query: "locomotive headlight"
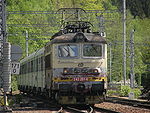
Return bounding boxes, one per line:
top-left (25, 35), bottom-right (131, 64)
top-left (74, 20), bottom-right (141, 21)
top-left (64, 69), bottom-right (68, 73)
top-left (93, 69), bottom-right (98, 73)
top-left (81, 68), bottom-right (88, 73)
top-left (74, 68), bottom-right (80, 73)
top-left (63, 68), bottom-right (69, 74)
top-left (93, 69), bottom-right (99, 74)
top-left (63, 68), bottom-right (74, 75)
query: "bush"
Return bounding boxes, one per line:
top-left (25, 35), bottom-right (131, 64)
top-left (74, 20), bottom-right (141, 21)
top-left (107, 90), bottom-right (118, 96)
top-left (132, 88), bottom-right (141, 98)
top-left (119, 85), bottom-right (131, 97)
top-left (118, 85), bottom-right (141, 98)
top-left (11, 75), bottom-right (18, 91)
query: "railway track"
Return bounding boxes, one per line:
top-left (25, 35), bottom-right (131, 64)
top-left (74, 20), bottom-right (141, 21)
top-left (57, 105), bottom-right (92, 113)
top-left (93, 106), bottom-right (121, 113)
top-left (106, 97), bottom-right (150, 109)
top-left (11, 94), bottom-right (121, 113)
top-left (57, 105), bottom-right (120, 113)
top-left (10, 93), bottom-right (150, 113)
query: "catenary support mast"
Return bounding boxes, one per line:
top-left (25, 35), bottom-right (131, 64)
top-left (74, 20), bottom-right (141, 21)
top-left (123, 0), bottom-right (126, 85)
top-left (0, 0), bottom-right (11, 111)
top-left (130, 29), bottom-right (135, 88)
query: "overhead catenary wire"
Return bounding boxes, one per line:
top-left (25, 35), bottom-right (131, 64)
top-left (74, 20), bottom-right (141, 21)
top-left (7, 24), bottom-right (59, 27)
top-left (8, 9), bottom-right (120, 14)
top-left (8, 32), bottom-right (150, 46)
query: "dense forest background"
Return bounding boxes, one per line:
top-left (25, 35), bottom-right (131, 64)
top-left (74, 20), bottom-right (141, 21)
top-left (7, 0), bottom-right (150, 86)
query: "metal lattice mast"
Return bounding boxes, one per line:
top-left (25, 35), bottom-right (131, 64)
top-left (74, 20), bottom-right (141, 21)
top-left (123, 0), bottom-right (127, 85)
top-left (97, 14), bottom-right (106, 37)
top-left (130, 29), bottom-right (135, 88)
top-left (109, 43), bottom-right (112, 83)
top-left (0, 0), bottom-right (6, 86)
top-left (25, 30), bottom-right (29, 57)
top-left (0, 0), bottom-right (6, 107)
top-left (0, 0), bottom-right (11, 111)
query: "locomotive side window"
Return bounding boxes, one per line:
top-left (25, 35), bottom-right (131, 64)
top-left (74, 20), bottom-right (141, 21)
top-left (58, 44), bottom-right (78, 58)
top-left (83, 44), bottom-right (102, 57)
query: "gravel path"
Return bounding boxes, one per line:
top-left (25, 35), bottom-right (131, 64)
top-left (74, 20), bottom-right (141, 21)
top-left (95, 102), bottom-right (150, 113)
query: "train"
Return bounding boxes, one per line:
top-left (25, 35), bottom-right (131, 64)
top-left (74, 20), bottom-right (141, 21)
top-left (18, 8), bottom-right (108, 105)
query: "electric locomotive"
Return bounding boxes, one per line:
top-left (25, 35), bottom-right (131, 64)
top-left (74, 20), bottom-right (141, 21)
top-left (18, 8), bottom-right (107, 105)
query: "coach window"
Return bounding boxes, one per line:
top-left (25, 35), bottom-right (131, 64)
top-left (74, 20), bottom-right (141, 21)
top-left (38, 57), bottom-right (41, 71)
top-left (23, 64), bottom-right (25, 74)
top-left (58, 44), bottom-right (78, 58)
top-left (20, 65), bottom-right (22, 74)
top-left (36, 58), bottom-right (38, 72)
top-left (25, 63), bottom-right (27, 74)
top-left (22, 65), bottom-right (24, 74)
top-left (33, 59), bottom-right (36, 72)
top-left (83, 44), bottom-right (102, 57)
top-left (28, 62), bottom-right (30, 73)
top-left (41, 56), bottom-right (43, 71)
top-left (31, 60), bottom-right (33, 72)
top-left (33, 60), bottom-right (35, 72)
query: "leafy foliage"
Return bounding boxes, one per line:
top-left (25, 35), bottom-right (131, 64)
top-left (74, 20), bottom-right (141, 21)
top-left (111, 0), bottom-right (150, 18)
top-left (119, 85), bottom-right (131, 97)
top-left (118, 85), bottom-right (141, 98)
top-left (11, 75), bottom-right (18, 91)
top-left (133, 88), bottom-right (142, 98)
top-left (107, 89), bottom-right (118, 96)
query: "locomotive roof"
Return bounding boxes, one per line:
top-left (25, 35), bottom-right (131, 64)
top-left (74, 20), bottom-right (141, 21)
top-left (47, 32), bottom-right (107, 45)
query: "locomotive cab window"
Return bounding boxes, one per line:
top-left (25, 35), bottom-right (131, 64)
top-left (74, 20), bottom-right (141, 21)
top-left (83, 44), bottom-right (102, 57)
top-left (58, 44), bottom-right (78, 58)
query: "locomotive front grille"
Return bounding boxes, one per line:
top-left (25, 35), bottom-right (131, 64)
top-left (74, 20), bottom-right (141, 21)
top-left (59, 84), bottom-right (72, 92)
top-left (91, 84), bottom-right (104, 92)
top-left (76, 84), bottom-right (85, 92)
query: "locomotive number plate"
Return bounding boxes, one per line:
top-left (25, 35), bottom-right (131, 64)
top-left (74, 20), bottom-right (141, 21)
top-left (73, 77), bottom-right (88, 81)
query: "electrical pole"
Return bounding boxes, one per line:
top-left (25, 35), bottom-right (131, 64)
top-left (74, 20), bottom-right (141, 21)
top-left (109, 43), bottom-right (112, 83)
top-left (130, 29), bottom-right (135, 88)
top-left (123, 0), bottom-right (126, 85)
top-left (0, 0), bottom-right (11, 111)
top-left (26, 30), bottom-right (28, 57)
top-left (97, 14), bottom-right (106, 37)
